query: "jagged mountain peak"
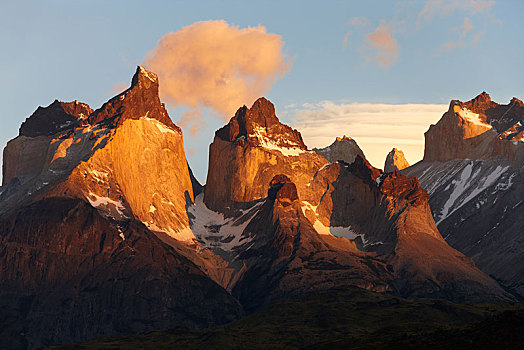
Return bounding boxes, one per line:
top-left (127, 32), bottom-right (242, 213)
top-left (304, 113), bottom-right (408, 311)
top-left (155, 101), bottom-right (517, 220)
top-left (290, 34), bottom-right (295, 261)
top-left (469, 91), bottom-right (492, 105)
top-left (384, 148), bottom-right (409, 173)
top-left (216, 97), bottom-right (306, 151)
top-left (379, 170), bottom-right (428, 206)
top-left (347, 155), bottom-right (382, 183)
top-left (2, 66), bottom-right (195, 242)
top-left (248, 97), bottom-right (278, 125)
top-left (1, 79), bottom-right (517, 347)
top-left (205, 98), bottom-right (327, 213)
top-left (424, 92), bottom-right (524, 163)
top-left (88, 66), bottom-right (177, 130)
top-left (511, 97), bottom-right (523, 105)
top-left (19, 99), bottom-right (93, 137)
top-left (447, 92), bottom-right (496, 115)
top-left (131, 66), bottom-right (159, 87)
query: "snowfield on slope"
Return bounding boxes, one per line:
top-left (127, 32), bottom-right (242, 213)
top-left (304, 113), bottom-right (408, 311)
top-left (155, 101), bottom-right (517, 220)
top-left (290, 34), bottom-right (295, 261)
top-left (188, 194), bottom-right (261, 252)
top-left (411, 160), bottom-right (515, 224)
top-left (300, 201), bottom-right (379, 246)
top-left (250, 126), bottom-right (306, 156)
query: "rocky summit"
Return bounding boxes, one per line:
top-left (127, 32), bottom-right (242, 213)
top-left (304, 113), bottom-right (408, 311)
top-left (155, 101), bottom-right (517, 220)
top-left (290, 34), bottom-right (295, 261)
top-left (403, 92), bottom-right (524, 298)
top-left (384, 148), bottom-right (410, 172)
top-left (0, 72), bottom-right (520, 349)
top-left (313, 135), bottom-right (365, 164)
top-left (204, 97), bottom-right (327, 213)
top-left (423, 92), bottom-right (524, 164)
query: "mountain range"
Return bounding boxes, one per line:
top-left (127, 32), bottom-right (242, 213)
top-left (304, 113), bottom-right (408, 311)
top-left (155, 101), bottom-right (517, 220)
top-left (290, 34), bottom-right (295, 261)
top-left (0, 67), bottom-right (522, 349)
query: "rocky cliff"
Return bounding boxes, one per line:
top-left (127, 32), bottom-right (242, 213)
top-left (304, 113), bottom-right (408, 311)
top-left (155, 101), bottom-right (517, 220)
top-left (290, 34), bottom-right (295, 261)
top-left (405, 92), bottom-right (524, 298)
top-left (0, 73), bottom-right (519, 349)
top-left (384, 148), bottom-right (409, 172)
top-left (299, 156), bottom-right (508, 301)
top-left (204, 97), bottom-right (328, 213)
top-left (199, 98), bottom-right (510, 303)
top-left (0, 197), bottom-right (241, 349)
top-left (1, 66), bottom-right (195, 241)
top-left (231, 174), bottom-right (393, 311)
top-left (404, 158), bottom-right (524, 297)
top-left (423, 92), bottom-right (524, 164)
top-left (0, 67), bottom-right (240, 348)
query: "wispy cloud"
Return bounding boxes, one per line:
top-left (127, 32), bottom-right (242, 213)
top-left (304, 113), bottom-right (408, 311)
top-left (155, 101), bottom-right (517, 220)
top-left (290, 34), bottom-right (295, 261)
top-left (344, 16), bottom-right (401, 69)
top-left (418, 0), bottom-right (495, 24)
top-left (440, 17), bottom-right (473, 51)
top-left (416, 0), bottom-right (498, 52)
top-left (364, 24), bottom-right (399, 69)
top-left (343, 16), bottom-right (371, 49)
top-left (342, 31), bottom-right (352, 48)
top-left (472, 30), bottom-right (486, 43)
top-left (348, 16), bottom-right (371, 28)
top-left (288, 101), bottom-right (446, 168)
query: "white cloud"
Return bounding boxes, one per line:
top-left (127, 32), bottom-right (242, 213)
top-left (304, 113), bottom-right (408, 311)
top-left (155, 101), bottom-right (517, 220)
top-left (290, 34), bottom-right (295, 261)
top-left (288, 101), bottom-right (447, 169)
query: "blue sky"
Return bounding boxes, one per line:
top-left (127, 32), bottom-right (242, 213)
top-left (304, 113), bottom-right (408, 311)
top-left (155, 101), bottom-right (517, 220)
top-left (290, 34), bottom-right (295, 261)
top-left (1, 0), bottom-right (523, 182)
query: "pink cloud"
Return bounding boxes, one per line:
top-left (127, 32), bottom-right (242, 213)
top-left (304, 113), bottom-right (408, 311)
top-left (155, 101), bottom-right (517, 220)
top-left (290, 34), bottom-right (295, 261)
top-left (440, 17), bottom-right (475, 51)
top-left (143, 20), bottom-right (291, 132)
top-left (365, 24), bottom-right (399, 69)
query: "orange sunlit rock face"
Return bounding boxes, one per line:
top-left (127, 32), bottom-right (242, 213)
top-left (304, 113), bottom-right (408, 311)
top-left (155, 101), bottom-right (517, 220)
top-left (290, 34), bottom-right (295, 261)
top-left (384, 148), bottom-right (410, 172)
top-left (204, 98), bottom-right (327, 213)
top-left (424, 92), bottom-right (524, 164)
top-left (2, 67), bottom-right (196, 241)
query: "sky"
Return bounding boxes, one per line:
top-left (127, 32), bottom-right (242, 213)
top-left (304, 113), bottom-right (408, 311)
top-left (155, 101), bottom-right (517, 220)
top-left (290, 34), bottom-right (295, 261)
top-left (1, 0), bottom-right (523, 183)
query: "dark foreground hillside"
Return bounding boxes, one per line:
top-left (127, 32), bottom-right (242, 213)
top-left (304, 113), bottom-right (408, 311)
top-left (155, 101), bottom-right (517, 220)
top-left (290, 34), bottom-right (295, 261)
top-left (52, 287), bottom-right (524, 350)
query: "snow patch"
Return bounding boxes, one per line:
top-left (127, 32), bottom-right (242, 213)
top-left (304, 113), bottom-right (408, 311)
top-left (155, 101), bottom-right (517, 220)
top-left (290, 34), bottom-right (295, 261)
top-left (144, 222), bottom-right (195, 242)
top-left (456, 107), bottom-right (491, 129)
top-left (188, 194), bottom-right (261, 251)
top-left (144, 117), bottom-right (178, 135)
top-left (139, 66), bottom-right (158, 82)
top-left (250, 126), bottom-right (306, 156)
top-left (437, 163), bottom-right (510, 224)
top-left (376, 173), bottom-right (385, 186)
top-left (301, 201), bottom-right (318, 214)
top-left (86, 192), bottom-right (126, 217)
top-left (300, 201), bottom-right (374, 245)
top-left (89, 169), bottom-right (109, 183)
top-left (493, 173), bottom-right (516, 192)
top-left (117, 227), bottom-right (125, 241)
